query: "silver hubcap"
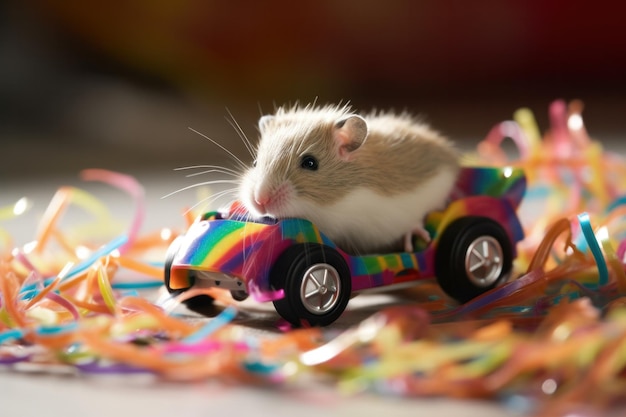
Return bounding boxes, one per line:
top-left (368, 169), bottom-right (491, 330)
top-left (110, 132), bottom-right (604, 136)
top-left (300, 264), bottom-right (341, 314)
top-left (465, 236), bottom-right (504, 287)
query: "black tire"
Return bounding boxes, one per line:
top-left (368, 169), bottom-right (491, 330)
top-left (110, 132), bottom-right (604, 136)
top-left (435, 217), bottom-right (513, 304)
top-left (164, 237), bottom-right (214, 308)
top-left (270, 243), bottom-right (351, 327)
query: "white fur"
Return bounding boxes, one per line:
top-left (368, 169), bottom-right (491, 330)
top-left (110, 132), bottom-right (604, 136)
top-left (239, 173), bottom-right (262, 216)
top-left (239, 171), bottom-right (295, 218)
top-left (290, 169), bottom-right (457, 253)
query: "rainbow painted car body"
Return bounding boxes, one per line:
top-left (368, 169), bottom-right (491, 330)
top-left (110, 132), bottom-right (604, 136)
top-left (165, 166), bottom-right (526, 326)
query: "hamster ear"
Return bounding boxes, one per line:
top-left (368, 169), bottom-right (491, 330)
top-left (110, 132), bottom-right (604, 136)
top-left (258, 115), bottom-right (274, 133)
top-left (333, 115), bottom-right (368, 161)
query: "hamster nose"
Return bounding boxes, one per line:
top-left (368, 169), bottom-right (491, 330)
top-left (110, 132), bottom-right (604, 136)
top-left (254, 192), bottom-right (269, 206)
top-left (255, 195), bottom-right (269, 206)
top-left (254, 190), bottom-right (271, 212)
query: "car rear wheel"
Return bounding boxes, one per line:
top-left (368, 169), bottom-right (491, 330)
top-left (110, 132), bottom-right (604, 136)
top-left (435, 217), bottom-right (513, 303)
top-left (270, 243), bottom-right (351, 327)
top-left (164, 236), bottom-right (214, 308)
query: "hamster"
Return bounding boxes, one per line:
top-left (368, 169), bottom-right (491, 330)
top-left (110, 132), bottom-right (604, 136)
top-left (239, 104), bottom-right (460, 254)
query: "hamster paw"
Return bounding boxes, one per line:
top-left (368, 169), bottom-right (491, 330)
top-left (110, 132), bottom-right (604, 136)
top-left (404, 226), bottom-right (431, 252)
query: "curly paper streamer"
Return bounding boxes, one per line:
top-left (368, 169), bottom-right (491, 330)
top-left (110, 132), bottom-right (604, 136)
top-left (578, 212), bottom-right (609, 286)
top-left (34, 187), bottom-right (116, 254)
top-left (180, 306), bottom-right (237, 344)
top-left (80, 169), bottom-right (145, 254)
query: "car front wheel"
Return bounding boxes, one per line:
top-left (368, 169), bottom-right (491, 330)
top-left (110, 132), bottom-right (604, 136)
top-left (270, 243), bottom-right (351, 327)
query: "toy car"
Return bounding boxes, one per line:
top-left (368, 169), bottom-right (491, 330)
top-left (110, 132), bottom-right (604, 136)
top-left (164, 166), bottom-right (526, 326)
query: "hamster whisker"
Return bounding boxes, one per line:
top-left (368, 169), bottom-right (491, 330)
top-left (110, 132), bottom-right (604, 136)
top-left (182, 188), bottom-right (238, 216)
top-left (184, 169), bottom-right (239, 178)
top-left (186, 171), bottom-right (237, 179)
top-left (161, 179), bottom-right (240, 199)
top-left (188, 127), bottom-right (248, 171)
top-left (225, 108), bottom-right (256, 159)
top-left (231, 205), bottom-right (250, 220)
top-left (174, 165), bottom-right (241, 177)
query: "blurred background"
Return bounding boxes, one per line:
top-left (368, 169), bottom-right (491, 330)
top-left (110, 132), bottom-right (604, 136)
top-left (2, 0), bottom-right (626, 180)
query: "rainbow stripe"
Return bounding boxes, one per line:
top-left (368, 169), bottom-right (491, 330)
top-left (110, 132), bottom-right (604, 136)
top-left (452, 166), bottom-right (526, 209)
top-left (170, 218), bottom-right (328, 292)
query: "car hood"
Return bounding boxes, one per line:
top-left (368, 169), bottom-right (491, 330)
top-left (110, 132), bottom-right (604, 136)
top-left (168, 217), bottom-right (330, 298)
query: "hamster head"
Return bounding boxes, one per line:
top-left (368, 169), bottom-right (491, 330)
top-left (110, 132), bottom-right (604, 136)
top-left (239, 105), bottom-right (368, 220)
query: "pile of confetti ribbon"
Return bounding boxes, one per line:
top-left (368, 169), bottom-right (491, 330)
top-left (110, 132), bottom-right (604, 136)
top-left (2, 99), bottom-right (626, 416)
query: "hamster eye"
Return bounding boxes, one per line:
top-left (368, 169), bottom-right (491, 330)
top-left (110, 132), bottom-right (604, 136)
top-left (252, 159), bottom-right (257, 167)
top-left (300, 155), bottom-right (319, 171)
